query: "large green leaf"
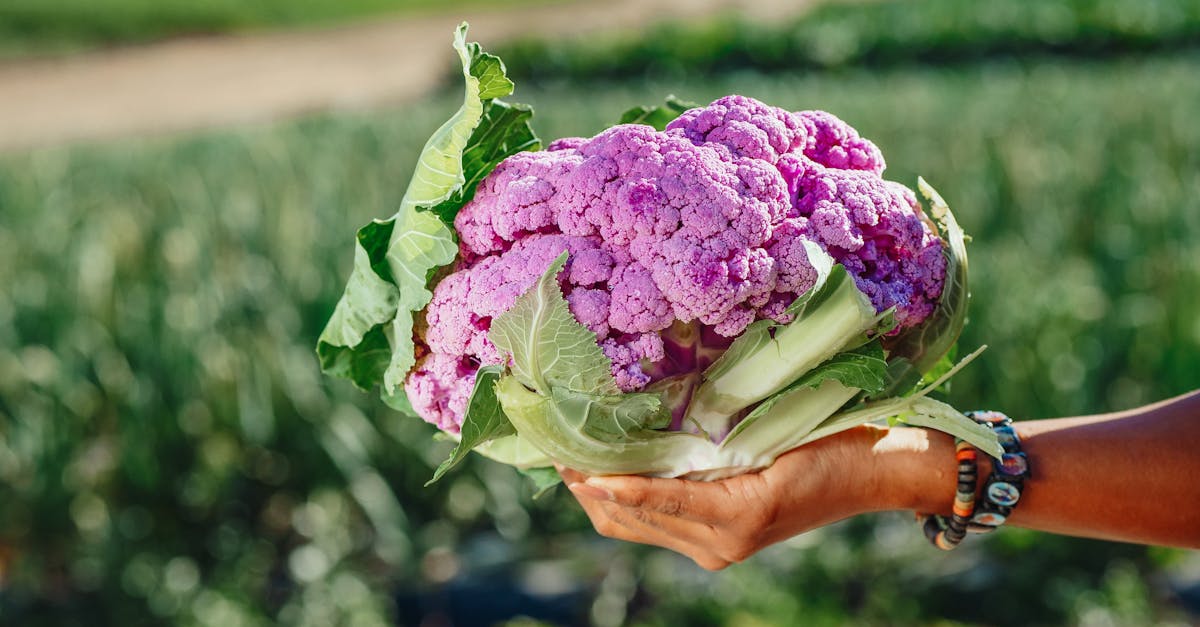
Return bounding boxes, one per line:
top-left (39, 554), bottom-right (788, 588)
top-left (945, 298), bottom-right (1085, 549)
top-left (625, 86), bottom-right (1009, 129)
top-left (465, 40), bottom-right (514, 99)
top-left (380, 209), bottom-right (459, 393)
top-left (489, 251), bottom-right (619, 395)
top-left (393, 23), bottom-right (508, 214)
top-left (877, 178), bottom-right (970, 397)
top-left (426, 365), bottom-right (512, 485)
top-left (487, 251), bottom-right (710, 476)
top-left (494, 375), bottom-right (715, 477)
top-left (316, 221), bottom-right (397, 389)
top-left (318, 23), bottom-right (541, 403)
top-left (550, 388), bottom-right (671, 442)
top-left (428, 100), bottom-right (541, 224)
top-left (318, 323), bottom-right (393, 392)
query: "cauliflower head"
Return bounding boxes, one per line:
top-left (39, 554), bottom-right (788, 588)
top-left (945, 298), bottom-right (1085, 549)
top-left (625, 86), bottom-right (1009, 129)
top-left (407, 95), bottom-right (946, 432)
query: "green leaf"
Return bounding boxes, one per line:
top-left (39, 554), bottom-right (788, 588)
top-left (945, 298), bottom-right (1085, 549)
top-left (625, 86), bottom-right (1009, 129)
top-left (380, 209), bottom-right (458, 393)
top-left (617, 95), bottom-right (700, 131)
top-left (318, 324), bottom-right (393, 391)
top-left (494, 375), bottom-right (716, 477)
top-left (489, 251), bottom-right (619, 395)
top-left (428, 100), bottom-right (541, 224)
top-left (318, 23), bottom-right (536, 407)
top-left (486, 251), bottom-right (711, 475)
top-left (791, 390), bottom-right (1001, 459)
top-left (395, 23), bottom-right (508, 214)
top-left (877, 178), bottom-right (970, 397)
top-left (465, 41), bottom-right (514, 99)
top-left (519, 467), bottom-right (562, 499)
top-left (318, 208), bottom-right (454, 398)
top-left (812, 340), bottom-right (888, 394)
top-left (899, 397), bottom-right (1004, 458)
top-left (426, 365), bottom-right (513, 485)
top-left (317, 224), bottom-right (397, 348)
top-left (316, 221), bottom-right (398, 390)
top-left (550, 388), bottom-right (671, 442)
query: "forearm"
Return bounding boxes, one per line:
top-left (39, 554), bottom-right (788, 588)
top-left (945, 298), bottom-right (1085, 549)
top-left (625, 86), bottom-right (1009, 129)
top-left (565, 391), bottom-right (1200, 570)
top-left (870, 390), bottom-right (1200, 548)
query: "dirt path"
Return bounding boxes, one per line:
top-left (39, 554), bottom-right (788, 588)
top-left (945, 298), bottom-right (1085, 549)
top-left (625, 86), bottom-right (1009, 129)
top-left (0, 0), bottom-right (810, 153)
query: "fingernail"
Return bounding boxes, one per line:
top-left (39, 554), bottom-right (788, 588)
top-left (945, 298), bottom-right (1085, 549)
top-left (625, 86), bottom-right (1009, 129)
top-left (567, 481), bottom-right (613, 501)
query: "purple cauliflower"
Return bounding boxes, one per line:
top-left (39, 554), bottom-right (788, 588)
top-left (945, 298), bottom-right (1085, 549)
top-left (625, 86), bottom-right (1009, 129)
top-left (406, 95), bottom-right (946, 432)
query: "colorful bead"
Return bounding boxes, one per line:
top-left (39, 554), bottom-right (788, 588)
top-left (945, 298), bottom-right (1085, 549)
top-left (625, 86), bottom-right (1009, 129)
top-left (965, 410), bottom-right (1011, 425)
top-left (921, 437), bottom-right (980, 550)
top-left (994, 425), bottom-right (1018, 448)
top-left (986, 481), bottom-right (1021, 507)
top-left (998, 452), bottom-right (1029, 477)
top-left (971, 511), bottom-right (1007, 526)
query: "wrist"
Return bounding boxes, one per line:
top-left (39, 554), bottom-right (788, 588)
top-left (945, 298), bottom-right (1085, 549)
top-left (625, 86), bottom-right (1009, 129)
top-left (808, 425), bottom-right (940, 515)
top-left (864, 425), bottom-right (991, 515)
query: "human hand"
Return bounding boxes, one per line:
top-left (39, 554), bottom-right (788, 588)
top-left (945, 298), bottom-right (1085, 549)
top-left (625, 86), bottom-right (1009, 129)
top-left (559, 425), bottom-right (936, 570)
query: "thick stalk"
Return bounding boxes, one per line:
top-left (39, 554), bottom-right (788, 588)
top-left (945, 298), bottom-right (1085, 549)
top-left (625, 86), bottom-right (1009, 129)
top-left (684, 272), bottom-right (876, 438)
top-left (719, 379), bottom-right (862, 465)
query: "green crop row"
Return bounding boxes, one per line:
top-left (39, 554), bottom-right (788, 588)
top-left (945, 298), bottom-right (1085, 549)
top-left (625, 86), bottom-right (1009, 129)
top-left (498, 0), bottom-right (1200, 82)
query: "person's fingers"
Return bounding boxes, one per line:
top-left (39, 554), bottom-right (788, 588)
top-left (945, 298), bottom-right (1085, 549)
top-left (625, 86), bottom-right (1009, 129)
top-left (575, 496), bottom-right (731, 571)
top-left (557, 465), bottom-right (616, 502)
top-left (555, 464), bottom-right (586, 485)
top-left (570, 480), bottom-right (767, 567)
top-left (558, 466), bottom-right (779, 564)
top-left (557, 465), bottom-right (715, 518)
top-left (585, 470), bottom-right (772, 523)
top-left (580, 474), bottom-right (740, 523)
top-left (602, 502), bottom-right (733, 570)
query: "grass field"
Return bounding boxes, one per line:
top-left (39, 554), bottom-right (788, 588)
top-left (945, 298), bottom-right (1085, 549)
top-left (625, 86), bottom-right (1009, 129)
top-left (1, 52), bottom-right (1198, 625)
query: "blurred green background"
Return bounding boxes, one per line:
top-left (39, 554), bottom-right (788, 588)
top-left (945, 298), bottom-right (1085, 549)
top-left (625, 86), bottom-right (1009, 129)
top-left (0, 0), bottom-right (558, 57)
top-left (2, 0), bottom-right (1199, 625)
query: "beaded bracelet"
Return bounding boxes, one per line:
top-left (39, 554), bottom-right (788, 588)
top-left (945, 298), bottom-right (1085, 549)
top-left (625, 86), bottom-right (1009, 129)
top-left (964, 410), bottom-right (1030, 534)
top-left (917, 410), bottom-right (1030, 549)
top-left (917, 439), bottom-right (978, 550)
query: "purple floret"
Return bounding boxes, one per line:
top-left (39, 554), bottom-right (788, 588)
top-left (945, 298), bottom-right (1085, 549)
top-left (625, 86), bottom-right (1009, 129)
top-left (412, 96), bottom-right (947, 431)
top-left (667, 94), bottom-right (806, 162)
top-left (405, 353), bottom-right (477, 434)
top-left (798, 110), bottom-right (886, 174)
top-left (788, 165), bottom-right (946, 328)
